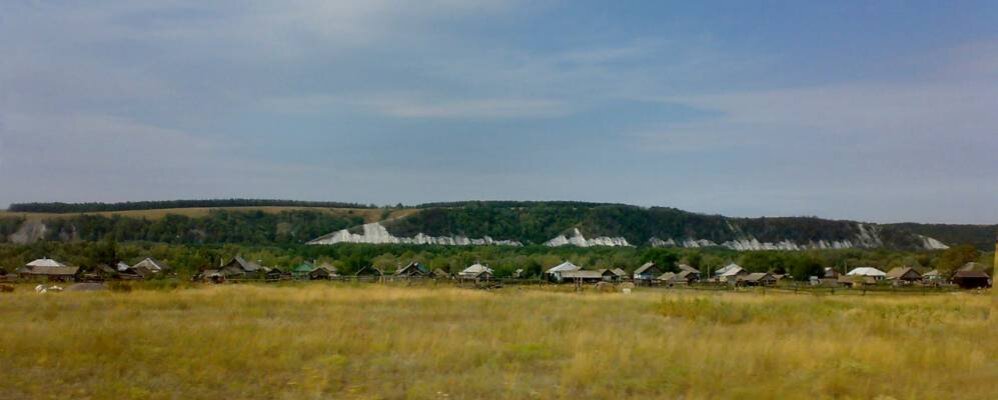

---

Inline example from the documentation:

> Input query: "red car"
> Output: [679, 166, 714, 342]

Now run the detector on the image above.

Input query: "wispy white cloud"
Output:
[264, 93, 569, 119]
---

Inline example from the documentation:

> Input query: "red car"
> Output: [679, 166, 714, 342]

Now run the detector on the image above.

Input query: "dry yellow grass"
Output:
[0, 207, 418, 222]
[0, 285, 994, 399]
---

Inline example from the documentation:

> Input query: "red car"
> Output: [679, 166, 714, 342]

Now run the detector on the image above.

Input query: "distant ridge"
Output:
[7, 199, 375, 213]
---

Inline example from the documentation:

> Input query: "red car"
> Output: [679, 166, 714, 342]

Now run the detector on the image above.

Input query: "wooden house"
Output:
[738, 272, 777, 287]
[885, 267, 922, 284]
[395, 262, 429, 278]
[677, 264, 701, 281]
[459, 263, 493, 280]
[218, 256, 266, 280]
[18, 259, 79, 282]
[545, 261, 581, 282]
[952, 270, 991, 289]
[559, 269, 615, 283]
[633, 262, 663, 283]
[716, 263, 747, 283]
[308, 265, 337, 280]
[610, 268, 628, 281]
[292, 262, 316, 280]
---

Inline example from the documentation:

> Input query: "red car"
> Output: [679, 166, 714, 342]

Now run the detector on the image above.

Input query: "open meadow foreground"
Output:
[0, 285, 994, 400]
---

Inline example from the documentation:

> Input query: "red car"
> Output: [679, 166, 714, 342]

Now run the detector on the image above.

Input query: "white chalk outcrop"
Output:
[642, 223, 948, 251]
[919, 235, 949, 250]
[543, 228, 631, 247]
[307, 222, 522, 246]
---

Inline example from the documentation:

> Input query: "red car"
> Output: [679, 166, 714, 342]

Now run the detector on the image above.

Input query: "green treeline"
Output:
[1, 210, 363, 245]
[7, 199, 374, 213]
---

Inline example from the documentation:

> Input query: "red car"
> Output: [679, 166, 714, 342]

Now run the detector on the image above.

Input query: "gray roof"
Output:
[740, 272, 774, 282]
[634, 262, 660, 275]
[19, 265, 80, 276]
[27, 258, 66, 268]
[546, 261, 581, 273]
[133, 257, 170, 272]
[560, 270, 610, 279]
[230, 256, 263, 272]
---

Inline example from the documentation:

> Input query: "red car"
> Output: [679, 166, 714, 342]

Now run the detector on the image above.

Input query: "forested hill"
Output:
[1, 200, 994, 250]
[335, 202, 997, 250]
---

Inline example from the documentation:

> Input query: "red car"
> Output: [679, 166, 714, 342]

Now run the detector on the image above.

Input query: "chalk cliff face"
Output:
[307, 221, 951, 250]
[307, 223, 522, 246]
[543, 228, 631, 247]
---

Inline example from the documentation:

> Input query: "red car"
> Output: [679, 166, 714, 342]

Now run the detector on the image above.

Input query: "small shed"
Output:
[633, 262, 663, 282]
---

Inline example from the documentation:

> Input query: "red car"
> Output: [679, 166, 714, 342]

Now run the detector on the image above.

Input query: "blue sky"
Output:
[2, 1, 997, 223]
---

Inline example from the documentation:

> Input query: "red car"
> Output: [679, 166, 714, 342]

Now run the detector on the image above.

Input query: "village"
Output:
[3, 254, 992, 293]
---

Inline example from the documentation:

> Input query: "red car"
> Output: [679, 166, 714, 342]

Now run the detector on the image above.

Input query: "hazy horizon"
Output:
[2, 1, 997, 224]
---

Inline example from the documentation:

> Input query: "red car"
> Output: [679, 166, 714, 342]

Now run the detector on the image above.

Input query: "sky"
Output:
[1, 1, 997, 224]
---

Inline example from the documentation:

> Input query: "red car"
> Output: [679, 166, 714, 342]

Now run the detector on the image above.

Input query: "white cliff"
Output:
[543, 228, 631, 247]
[306, 222, 522, 246]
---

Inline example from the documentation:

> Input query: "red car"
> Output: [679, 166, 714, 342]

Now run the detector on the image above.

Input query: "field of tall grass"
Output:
[0, 284, 994, 399]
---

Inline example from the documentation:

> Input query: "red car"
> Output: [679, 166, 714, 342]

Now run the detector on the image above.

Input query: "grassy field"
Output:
[0, 206, 418, 222]
[0, 285, 994, 399]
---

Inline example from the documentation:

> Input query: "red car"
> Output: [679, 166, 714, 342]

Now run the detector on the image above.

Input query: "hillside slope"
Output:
[309, 202, 993, 250]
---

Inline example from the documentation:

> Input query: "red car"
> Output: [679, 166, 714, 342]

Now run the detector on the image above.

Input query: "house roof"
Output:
[740, 272, 773, 282]
[117, 262, 132, 272]
[133, 258, 170, 272]
[953, 270, 990, 279]
[634, 262, 660, 275]
[19, 265, 80, 276]
[718, 264, 744, 277]
[715, 263, 742, 276]
[292, 263, 316, 273]
[658, 272, 677, 281]
[460, 263, 493, 276]
[677, 270, 696, 279]
[847, 267, 886, 277]
[26, 258, 66, 268]
[823, 267, 840, 278]
[958, 262, 987, 272]
[678, 264, 699, 274]
[230, 256, 264, 272]
[396, 262, 428, 275]
[923, 269, 941, 277]
[886, 267, 921, 280]
[94, 264, 117, 274]
[611, 268, 627, 276]
[546, 261, 581, 273]
[560, 270, 610, 279]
